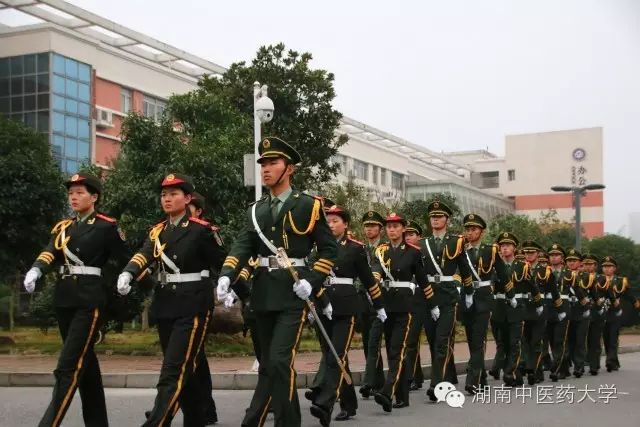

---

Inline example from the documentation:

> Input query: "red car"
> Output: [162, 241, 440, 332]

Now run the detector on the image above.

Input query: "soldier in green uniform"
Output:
[601, 256, 640, 372]
[515, 248, 526, 263]
[306, 205, 386, 425]
[418, 201, 473, 401]
[461, 214, 501, 394]
[216, 137, 337, 427]
[565, 249, 594, 378]
[546, 244, 573, 382]
[493, 233, 542, 386]
[585, 254, 611, 375]
[538, 252, 549, 267]
[370, 213, 435, 412]
[117, 173, 226, 426]
[23, 173, 130, 427]
[359, 211, 387, 399]
[403, 220, 427, 391]
[521, 240, 562, 385]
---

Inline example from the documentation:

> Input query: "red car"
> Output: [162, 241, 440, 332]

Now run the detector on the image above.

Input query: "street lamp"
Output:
[253, 82, 274, 201]
[550, 183, 606, 250]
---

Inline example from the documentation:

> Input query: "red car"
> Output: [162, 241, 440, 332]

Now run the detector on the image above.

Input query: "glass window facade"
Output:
[143, 94, 165, 121]
[1, 52, 92, 175]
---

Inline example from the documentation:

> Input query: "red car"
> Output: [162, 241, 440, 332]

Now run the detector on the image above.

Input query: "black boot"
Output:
[310, 404, 332, 427]
[374, 393, 392, 413]
[334, 409, 356, 421]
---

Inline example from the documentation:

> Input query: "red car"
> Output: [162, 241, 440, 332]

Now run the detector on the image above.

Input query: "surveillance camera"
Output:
[255, 96, 274, 123]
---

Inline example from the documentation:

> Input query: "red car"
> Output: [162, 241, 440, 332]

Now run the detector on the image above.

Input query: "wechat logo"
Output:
[434, 381, 466, 408]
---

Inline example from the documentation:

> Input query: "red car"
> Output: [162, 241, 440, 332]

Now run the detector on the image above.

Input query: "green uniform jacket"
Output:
[551, 267, 576, 318]
[504, 261, 542, 322]
[220, 190, 337, 312]
[527, 263, 562, 321]
[32, 212, 129, 309]
[464, 242, 502, 314]
[123, 213, 226, 318]
[370, 241, 434, 313]
[418, 234, 473, 308]
[607, 275, 640, 320]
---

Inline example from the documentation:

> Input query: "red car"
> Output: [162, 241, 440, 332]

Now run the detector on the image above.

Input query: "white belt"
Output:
[570, 296, 579, 303]
[60, 265, 102, 276]
[560, 295, 570, 300]
[386, 281, 415, 289]
[473, 280, 492, 289]
[515, 293, 529, 299]
[164, 270, 209, 283]
[495, 293, 506, 300]
[545, 293, 553, 300]
[327, 277, 354, 285]
[427, 275, 455, 283]
[495, 293, 528, 300]
[258, 256, 306, 269]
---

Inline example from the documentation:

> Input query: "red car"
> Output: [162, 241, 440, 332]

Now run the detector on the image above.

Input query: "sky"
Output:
[6, 0, 639, 234]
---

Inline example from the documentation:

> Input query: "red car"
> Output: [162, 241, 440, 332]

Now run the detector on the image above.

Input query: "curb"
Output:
[2, 344, 639, 389]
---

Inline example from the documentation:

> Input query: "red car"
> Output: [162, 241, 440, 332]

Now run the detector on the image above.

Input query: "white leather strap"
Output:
[60, 265, 101, 276]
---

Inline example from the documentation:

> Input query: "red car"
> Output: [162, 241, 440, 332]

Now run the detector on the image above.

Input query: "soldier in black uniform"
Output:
[546, 244, 574, 382]
[359, 211, 387, 399]
[370, 212, 434, 412]
[306, 205, 386, 425]
[417, 201, 473, 401]
[216, 137, 337, 427]
[493, 233, 542, 387]
[585, 254, 611, 375]
[23, 172, 129, 427]
[403, 220, 427, 391]
[460, 214, 501, 394]
[117, 173, 226, 427]
[521, 240, 562, 385]
[565, 249, 594, 378]
[601, 256, 640, 372]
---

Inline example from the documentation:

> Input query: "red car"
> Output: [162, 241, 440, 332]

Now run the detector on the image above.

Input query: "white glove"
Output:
[217, 276, 230, 300]
[615, 309, 622, 317]
[536, 306, 544, 316]
[558, 312, 567, 322]
[582, 309, 591, 319]
[117, 272, 132, 295]
[293, 279, 312, 300]
[465, 294, 474, 309]
[307, 312, 315, 324]
[431, 306, 440, 321]
[23, 267, 41, 293]
[376, 308, 387, 323]
[322, 302, 333, 320]
[598, 307, 605, 316]
[224, 291, 237, 308]
[510, 297, 517, 308]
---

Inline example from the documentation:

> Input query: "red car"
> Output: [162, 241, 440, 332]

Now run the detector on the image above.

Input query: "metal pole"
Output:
[253, 82, 262, 201]
[574, 188, 582, 250]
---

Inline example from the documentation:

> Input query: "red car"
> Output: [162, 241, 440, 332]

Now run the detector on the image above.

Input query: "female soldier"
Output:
[117, 173, 225, 426]
[307, 204, 386, 425]
[23, 172, 129, 427]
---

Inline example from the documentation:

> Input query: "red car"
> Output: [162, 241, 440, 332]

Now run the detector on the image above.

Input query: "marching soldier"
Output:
[515, 248, 526, 262]
[493, 233, 542, 387]
[565, 249, 593, 378]
[546, 244, 573, 382]
[306, 205, 386, 424]
[586, 254, 611, 375]
[359, 211, 387, 399]
[403, 220, 427, 391]
[116, 173, 226, 426]
[521, 240, 562, 385]
[216, 137, 337, 427]
[461, 214, 500, 394]
[538, 252, 549, 268]
[601, 256, 640, 372]
[23, 172, 129, 427]
[418, 201, 473, 401]
[371, 213, 434, 412]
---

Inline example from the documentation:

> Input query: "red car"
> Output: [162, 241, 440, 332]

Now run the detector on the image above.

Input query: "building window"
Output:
[143, 95, 166, 121]
[332, 154, 348, 175]
[51, 53, 92, 174]
[372, 165, 379, 184]
[508, 169, 516, 181]
[380, 168, 387, 186]
[121, 88, 132, 113]
[353, 159, 368, 181]
[392, 172, 404, 191]
[472, 171, 500, 189]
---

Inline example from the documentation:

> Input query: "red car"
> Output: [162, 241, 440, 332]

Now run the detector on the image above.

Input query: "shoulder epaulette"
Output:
[189, 217, 211, 227]
[348, 237, 364, 246]
[96, 213, 116, 223]
[406, 242, 421, 250]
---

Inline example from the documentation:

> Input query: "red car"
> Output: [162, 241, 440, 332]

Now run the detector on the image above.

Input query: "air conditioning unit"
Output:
[96, 108, 113, 128]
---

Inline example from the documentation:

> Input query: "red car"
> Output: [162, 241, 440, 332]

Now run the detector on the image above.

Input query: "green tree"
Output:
[322, 176, 370, 233]
[198, 43, 348, 190]
[400, 193, 462, 236]
[485, 214, 543, 245]
[0, 116, 65, 329]
[587, 235, 640, 281]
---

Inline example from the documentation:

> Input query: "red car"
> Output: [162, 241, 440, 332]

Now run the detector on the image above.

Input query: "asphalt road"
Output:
[1, 352, 639, 427]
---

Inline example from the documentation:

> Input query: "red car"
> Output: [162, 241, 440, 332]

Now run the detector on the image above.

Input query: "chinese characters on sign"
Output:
[571, 148, 588, 186]
[472, 384, 622, 405]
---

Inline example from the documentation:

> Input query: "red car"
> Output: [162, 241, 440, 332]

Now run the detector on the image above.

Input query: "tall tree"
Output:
[0, 116, 65, 329]
[485, 214, 543, 245]
[587, 235, 640, 281]
[400, 193, 462, 235]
